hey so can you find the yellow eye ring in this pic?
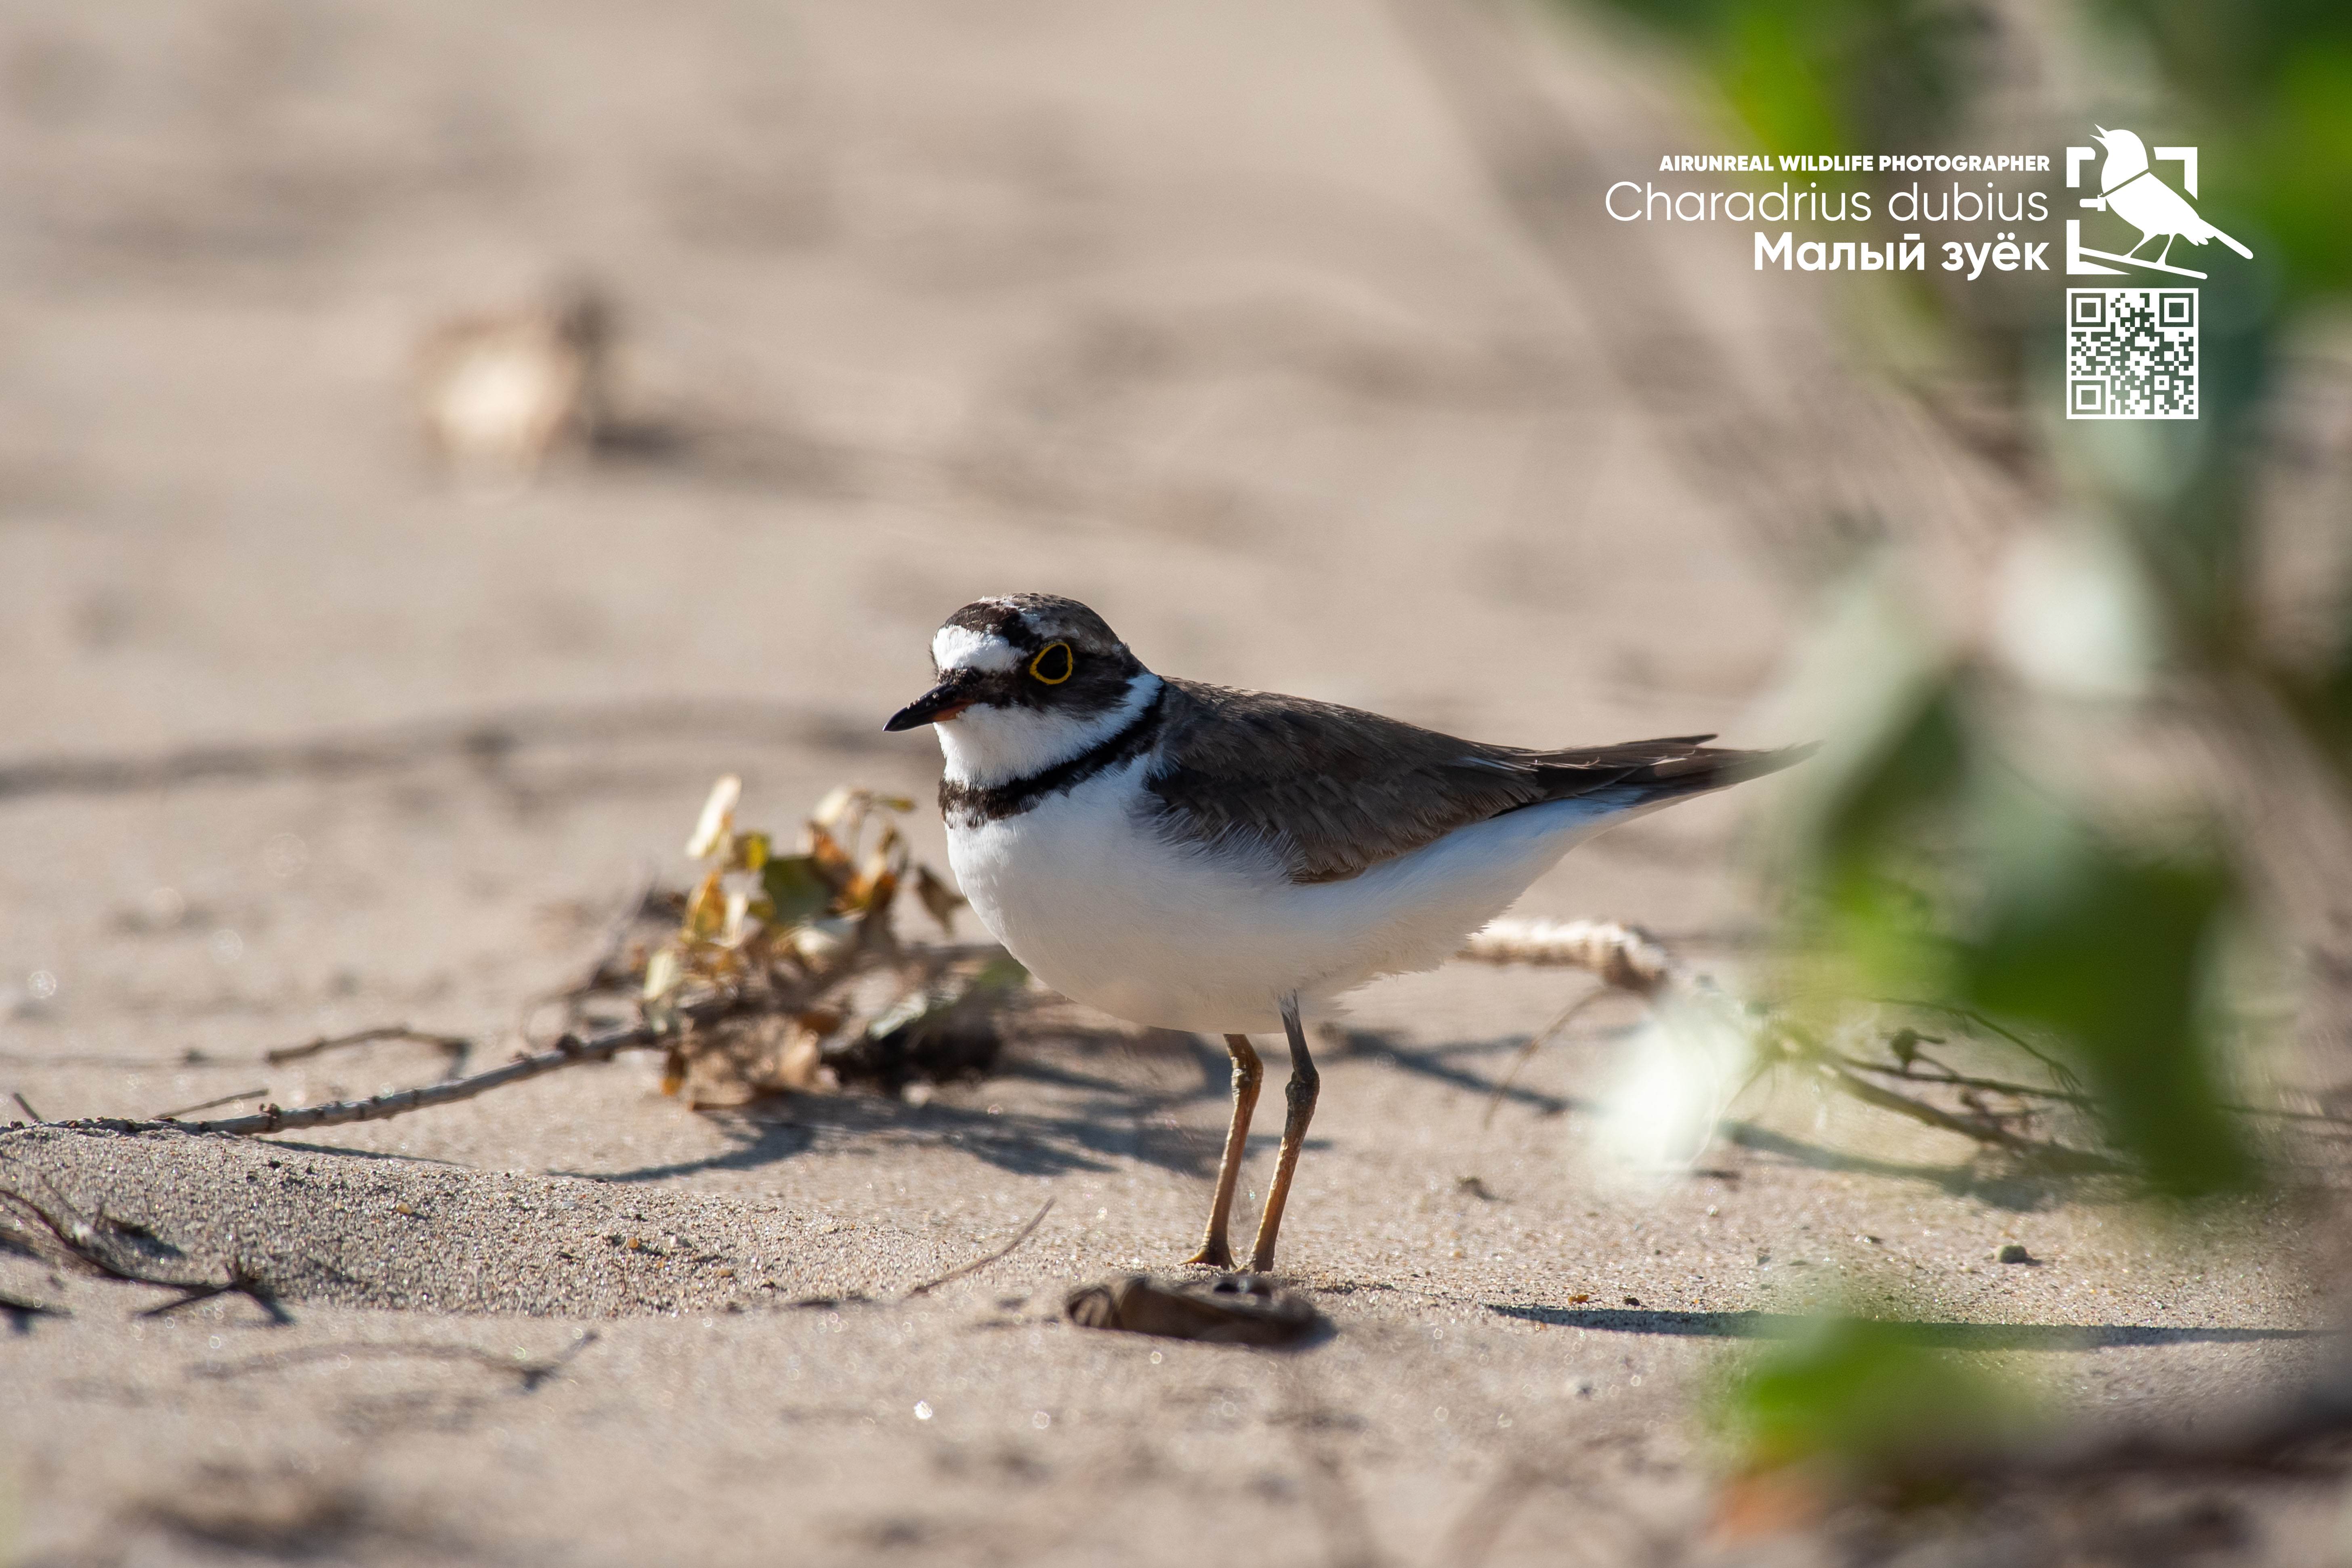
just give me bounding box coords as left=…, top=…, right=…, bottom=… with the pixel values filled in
left=1029, top=640, right=1075, bottom=684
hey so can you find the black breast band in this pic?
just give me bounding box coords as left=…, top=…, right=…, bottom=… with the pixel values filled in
left=939, top=684, right=1168, bottom=827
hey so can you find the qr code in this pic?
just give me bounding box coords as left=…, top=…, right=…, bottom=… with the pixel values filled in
left=2066, top=289, right=2197, bottom=419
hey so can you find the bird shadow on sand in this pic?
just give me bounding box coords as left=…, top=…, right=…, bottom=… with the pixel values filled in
left=1331, top=1027, right=1596, bottom=1118
left=549, top=1030, right=1252, bottom=1184
left=1482, top=1303, right=2334, bottom=1350
left=575, top=1023, right=1591, bottom=1187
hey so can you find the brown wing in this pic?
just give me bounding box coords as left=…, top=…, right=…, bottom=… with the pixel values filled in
left=1144, top=678, right=1808, bottom=885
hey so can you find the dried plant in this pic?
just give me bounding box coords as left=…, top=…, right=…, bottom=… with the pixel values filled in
left=632, top=776, right=1021, bottom=1106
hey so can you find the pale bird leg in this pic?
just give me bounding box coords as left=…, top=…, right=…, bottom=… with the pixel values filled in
left=1183, top=1033, right=1262, bottom=1269
left=1247, top=995, right=1319, bottom=1272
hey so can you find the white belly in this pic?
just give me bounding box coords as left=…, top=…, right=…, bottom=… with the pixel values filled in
left=945, top=761, right=1628, bottom=1033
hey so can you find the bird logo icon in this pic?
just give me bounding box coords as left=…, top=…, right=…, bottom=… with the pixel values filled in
left=2066, top=127, right=2252, bottom=279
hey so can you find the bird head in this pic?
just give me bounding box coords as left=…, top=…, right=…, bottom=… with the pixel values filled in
left=886, top=595, right=1154, bottom=784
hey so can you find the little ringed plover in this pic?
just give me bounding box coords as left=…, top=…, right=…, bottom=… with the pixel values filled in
left=886, top=594, right=1805, bottom=1272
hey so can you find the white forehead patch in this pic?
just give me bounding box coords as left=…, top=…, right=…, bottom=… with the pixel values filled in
left=932, top=624, right=1023, bottom=673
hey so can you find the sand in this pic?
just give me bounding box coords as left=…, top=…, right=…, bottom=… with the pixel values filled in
left=0, top=0, right=2340, bottom=1562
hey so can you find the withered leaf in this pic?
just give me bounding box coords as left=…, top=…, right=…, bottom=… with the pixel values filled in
left=804, top=825, right=855, bottom=892
left=686, top=775, right=742, bottom=859
left=843, top=859, right=898, bottom=916
left=642, top=946, right=683, bottom=1003
left=683, top=869, right=727, bottom=940
left=810, top=785, right=859, bottom=834
left=914, top=865, right=965, bottom=934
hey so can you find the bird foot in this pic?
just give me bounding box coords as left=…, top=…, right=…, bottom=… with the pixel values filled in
left=1181, top=1242, right=1234, bottom=1270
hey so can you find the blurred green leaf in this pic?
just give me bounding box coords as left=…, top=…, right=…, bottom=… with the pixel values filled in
left=1716, top=2, right=1844, bottom=153
left=1797, top=672, right=1970, bottom=991
left=972, top=953, right=1030, bottom=992
left=1959, top=804, right=2254, bottom=1195
left=1812, top=676, right=1967, bottom=875
left=2102, top=2, right=2352, bottom=299
left=1718, top=1314, right=2022, bottom=1478
left=760, top=856, right=832, bottom=929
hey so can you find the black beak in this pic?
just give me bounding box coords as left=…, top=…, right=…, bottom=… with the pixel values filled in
left=884, top=670, right=979, bottom=732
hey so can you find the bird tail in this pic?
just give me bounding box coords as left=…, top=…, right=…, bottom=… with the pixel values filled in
left=1529, top=735, right=1817, bottom=813
left=2214, top=227, right=2253, bottom=258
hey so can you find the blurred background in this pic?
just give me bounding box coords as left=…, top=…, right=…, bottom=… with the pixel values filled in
left=5, top=0, right=2352, bottom=1562
left=2, top=0, right=1828, bottom=1075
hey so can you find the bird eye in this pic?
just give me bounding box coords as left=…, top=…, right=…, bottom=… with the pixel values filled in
left=1028, top=641, right=1075, bottom=684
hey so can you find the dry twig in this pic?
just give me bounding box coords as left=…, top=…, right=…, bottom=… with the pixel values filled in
left=1813, top=1058, right=2123, bottom=1175
left=171, top=999, right=748, bottom=1138
left=154, top=1087, right=270, bottom=1122
left=0, top=1162, right=289, bottom=1322
left=901, top=1197, right=1054, bottom=1299
left=1457, top=918, right=1679, bottom=993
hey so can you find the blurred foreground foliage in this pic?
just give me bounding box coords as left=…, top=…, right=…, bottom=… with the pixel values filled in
left=1790, top=666, right=2257, bottom=1196
left=1577, top=0, right=2352, bottom=1505
left=1716, top=1314, right=2025, bottom=1482
left=1581, top=0, right=2352, bottom=1192
left=1598, top=0, right=2352, bottom=300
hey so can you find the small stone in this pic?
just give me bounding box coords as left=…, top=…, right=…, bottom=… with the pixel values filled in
left=1996, top=1243, right=2035, bottom=1264
left=1623, top=1295, right=1641, bottom=1307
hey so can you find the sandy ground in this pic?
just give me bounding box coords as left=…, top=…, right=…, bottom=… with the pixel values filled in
left=0, top=1, right=2343, bottom=1563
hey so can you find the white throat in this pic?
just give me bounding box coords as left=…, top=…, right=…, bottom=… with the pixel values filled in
left=937, top=672, right=1161, bottom=789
